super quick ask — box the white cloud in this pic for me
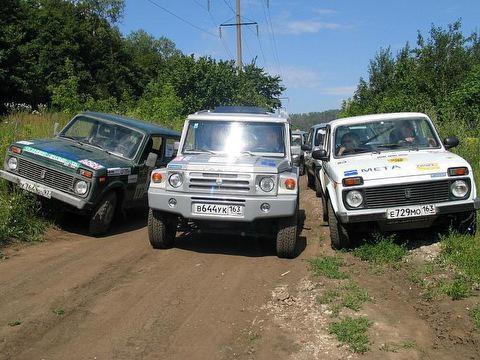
[283,20,341,34]
[319,86,356,96]
[270,65,322,89]
[315,8,337,15]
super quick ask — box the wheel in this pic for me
[452,210,477,235]
[276,211,298,259]
[327,199,352,249]
[89,191,117,236]
[321,195,328,223]
[315,172,322,198]
[148,209,177,249]
[307,171,315,188]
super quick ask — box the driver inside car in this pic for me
[337,132,360,156]
[390,120,437,147]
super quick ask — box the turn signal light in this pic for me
[343,177,364,187]
[448,167,468,176]
[152,172,163,183]
[79,169,93,178]
[284,178,296,190]
[10,146,22,154]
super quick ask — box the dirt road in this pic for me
[0,178,478,359]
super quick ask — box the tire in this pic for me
[315,172,322,198]
[89,192,117,236]
[276,211,298,259]
[307,170,315,188]
[327,199,352,250]
[321,195,328,223]
[148,209,177,249]
[452,210,477,235]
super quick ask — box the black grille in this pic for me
[18,158,75,193]
[364,180,451,209]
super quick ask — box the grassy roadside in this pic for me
[0,112,69,246]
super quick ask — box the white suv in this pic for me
[313,112,479,249]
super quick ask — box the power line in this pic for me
[145,0,217,38]
[261,0,282,77]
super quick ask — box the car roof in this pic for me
[81,112,181,137]
[292,130,306,135]
[329,112,430,127]
[187,107,289,123]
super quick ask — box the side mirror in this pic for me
[53,122,60,136]
[312,149,328,161]
[444,136,459,149]
[145,152,158,168]
[301,144,311,151]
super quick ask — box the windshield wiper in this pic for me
[185,148,217,154]
[239,150,255,156]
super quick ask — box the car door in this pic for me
[304,129,314,173]
[319,126,331,194]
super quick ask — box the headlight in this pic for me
[74,180,88,196]
[451,180,469,198]
[168,173,183,188]
[259,177,275,192]
[345,190,364,208]
[7,157,18,171]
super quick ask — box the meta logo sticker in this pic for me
[344,169,358,176]
[361,165,401,172]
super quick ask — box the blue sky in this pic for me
[119,0,480,114]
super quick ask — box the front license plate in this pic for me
[192,203,244,217]
[387,204,436,219]
[18,179,52,199]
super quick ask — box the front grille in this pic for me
[188,172,252,193]
[18,158,75,193]
[364,180,451,209]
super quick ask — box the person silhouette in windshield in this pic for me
[390,120,417,144]
[264,129,283,153]
[337,132,360,156]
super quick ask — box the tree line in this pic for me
[341,21,480,134]
[0,0,284,129]
[290,109,340,131]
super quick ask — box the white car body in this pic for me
[317,112,479,245]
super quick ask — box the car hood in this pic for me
[168,153,290,174]
[14,138,132,174]
[331,150,471,182]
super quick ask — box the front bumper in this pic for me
[148,189,297,222]
[0,170,88,210]
[337,198,480,223]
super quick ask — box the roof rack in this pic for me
[212,106,269,114]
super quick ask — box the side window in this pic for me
[165,138,177,161]
[307,130,313,147]
[141,135,163,165]
[325,128,331,157]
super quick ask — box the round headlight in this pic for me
[169,173,183,188]
[259,177,275,192]
[7,157,18,171]
[451,180,469,198]
[345,190,364,208]
[74,180,88,196]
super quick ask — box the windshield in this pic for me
[291,134,303,146]
[183,120,286,157]
[334,118,440,157]
[60,116,144,159]
[315,129,325,147]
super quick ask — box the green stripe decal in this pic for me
[23,146,80,169]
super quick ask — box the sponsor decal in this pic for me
[260,159,276,167]
[361,165,401,172]
[417,163,440,171]
[337,160,347,164]
[78,159,104,170]
[127,174,138,184]
[107,167,131,176]
[344,169,358,176]
[16,140,34,145]
[388,157,406,163]
[208,157,230,163]
[431,172,447,178]
[168,164,183,169]
[23,146,79,169]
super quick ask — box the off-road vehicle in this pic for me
[313,112,479,249]
[303,123,327,197]
[291,130,307,175]
[1,112,180,235]
[147,106,299,258]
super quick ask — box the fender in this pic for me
[100,180,126,206]
[325,181,341,213]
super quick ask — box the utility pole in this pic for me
[235,0,243,71]
[219,0,258,73]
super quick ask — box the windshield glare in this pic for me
[334,118,440,157]
[183,120,286,156]
[291,134,303,146]
[60,116,144,159]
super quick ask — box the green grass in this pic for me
[53,308,65,316]
[328,316,372,354]
[352,234,407,265]
[440,232,480,283]
[317,282,372,316]
[309,256,349,279]
[439,275,471,300]
[470,305,480,330]
[8,319,21,327]
[380,340,416,352]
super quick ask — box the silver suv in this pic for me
[147,106,299,258]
